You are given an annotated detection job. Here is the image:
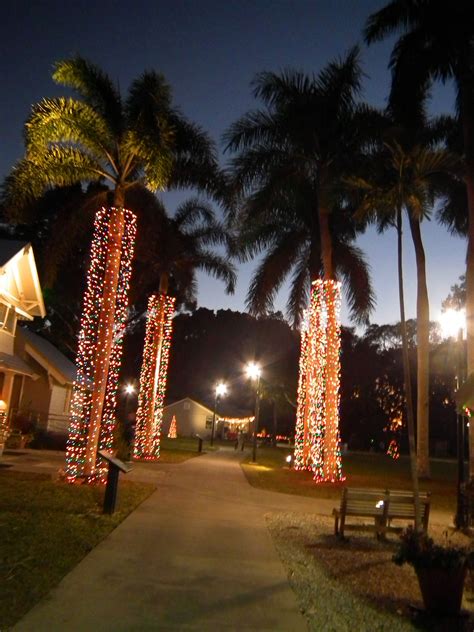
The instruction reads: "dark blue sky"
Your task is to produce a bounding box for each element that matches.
[1,0,464,327]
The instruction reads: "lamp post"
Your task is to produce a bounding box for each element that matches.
[440,308,468,528]
[246,362,261,463]
[211,382,227,447]
[123,383,136,418]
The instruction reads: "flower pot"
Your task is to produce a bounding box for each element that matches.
[415,565,467,615]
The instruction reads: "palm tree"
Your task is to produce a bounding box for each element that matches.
[365,0,474,479]
[1,57,222,478]
[132,197,236,458]
[350,137,456,527]
[225,48,375,480]
[133,197,236,303]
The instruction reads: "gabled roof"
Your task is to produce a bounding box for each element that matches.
[164,397,214,416]
[18,327,77,385]
[0,240,46,319]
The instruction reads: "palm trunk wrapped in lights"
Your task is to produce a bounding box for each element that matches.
[133,292,175,460]
[65,206,136,483]
[294,279,344,482]
[294,281,326,472]
[320,279,344,482]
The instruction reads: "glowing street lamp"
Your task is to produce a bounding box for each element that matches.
[211,382,227,447]
[440,308,468,528]
[246,362,262,462]
[124,383,136,395]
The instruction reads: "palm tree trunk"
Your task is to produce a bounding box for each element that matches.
[319,206,342,480]
[460,81,474,481]
[397,209,421,530]
[408,214,430,479]
[84,187,125,477]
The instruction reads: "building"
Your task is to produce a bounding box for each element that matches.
[0,240,76,448]
[162,396,255,440]
[162,398,215,438]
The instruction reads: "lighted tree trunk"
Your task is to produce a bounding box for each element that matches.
[134,288,175,460]
[408,214,431,478]
[319,207,343,481]
[84,207,125,477]
[322,279,343,481]
[66,199,136,482]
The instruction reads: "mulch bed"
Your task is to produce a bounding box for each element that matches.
[267,513,474,631]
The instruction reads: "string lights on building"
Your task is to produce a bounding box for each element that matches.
[294,279,345,483]
[134,293,175,460]
[65,207,136,483]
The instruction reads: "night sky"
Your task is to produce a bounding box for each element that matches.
[1,0,464,328]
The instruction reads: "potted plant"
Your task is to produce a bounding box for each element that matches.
[393,526,473,615]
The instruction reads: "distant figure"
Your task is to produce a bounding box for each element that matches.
[237,430,244,451]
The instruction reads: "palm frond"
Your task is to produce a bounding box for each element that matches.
[286,252,310,328]
[246,233,303,316]
[334,241,376,325]
[53,57,122,136]
[25,97,115,171]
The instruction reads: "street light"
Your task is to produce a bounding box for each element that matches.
[246,362,261,462]
[211,382,227,447]
[440,308,468,528]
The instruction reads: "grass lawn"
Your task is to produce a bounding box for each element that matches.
[158,435,210,463]
[0,470,154,629]
[242,448,457,514]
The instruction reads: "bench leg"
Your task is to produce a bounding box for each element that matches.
[339,514,345,538]
[334,514,339,535]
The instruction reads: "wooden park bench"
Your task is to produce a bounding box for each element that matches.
[384,489,431,535]
[333,487,431,538]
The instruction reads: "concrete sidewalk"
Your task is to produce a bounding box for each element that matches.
[13,449,315,631]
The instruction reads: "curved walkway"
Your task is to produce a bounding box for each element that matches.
[13,448,322,631]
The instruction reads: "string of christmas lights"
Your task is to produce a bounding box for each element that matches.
[294,279,344,483]
[65,207,136,483]
[319,279,344,482]
[134,293,175,460]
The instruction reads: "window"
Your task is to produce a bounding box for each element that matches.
[0,303,16,335]
[205,416,213,429]
[183,402,190,410]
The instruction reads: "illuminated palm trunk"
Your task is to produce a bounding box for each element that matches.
[295,281,326,472]
[66,206,136,482]
[321,279,343,482]
[134,293,175,460]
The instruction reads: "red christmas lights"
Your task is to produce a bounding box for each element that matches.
[294,279,344,482]
[65,207,136,483]
[133,293,175,460]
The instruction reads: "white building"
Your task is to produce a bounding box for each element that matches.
[0,240,76,448]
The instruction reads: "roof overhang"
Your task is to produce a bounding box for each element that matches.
[0,243,46,320]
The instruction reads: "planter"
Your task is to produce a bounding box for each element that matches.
[415,565,467,615]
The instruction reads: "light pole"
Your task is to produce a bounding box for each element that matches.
[211,382,227,447]
[246,362,261,463]
[123,383,136,418]
[440,308,468,528]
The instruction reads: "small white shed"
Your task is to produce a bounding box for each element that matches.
[162,398,215,438]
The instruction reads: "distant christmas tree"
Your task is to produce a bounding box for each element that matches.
[168,415,178,439]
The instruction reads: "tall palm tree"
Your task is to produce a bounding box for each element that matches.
[1,57,222,478]
[350,137,456,527]
[225,48,375,480]
[365,0,474,479]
